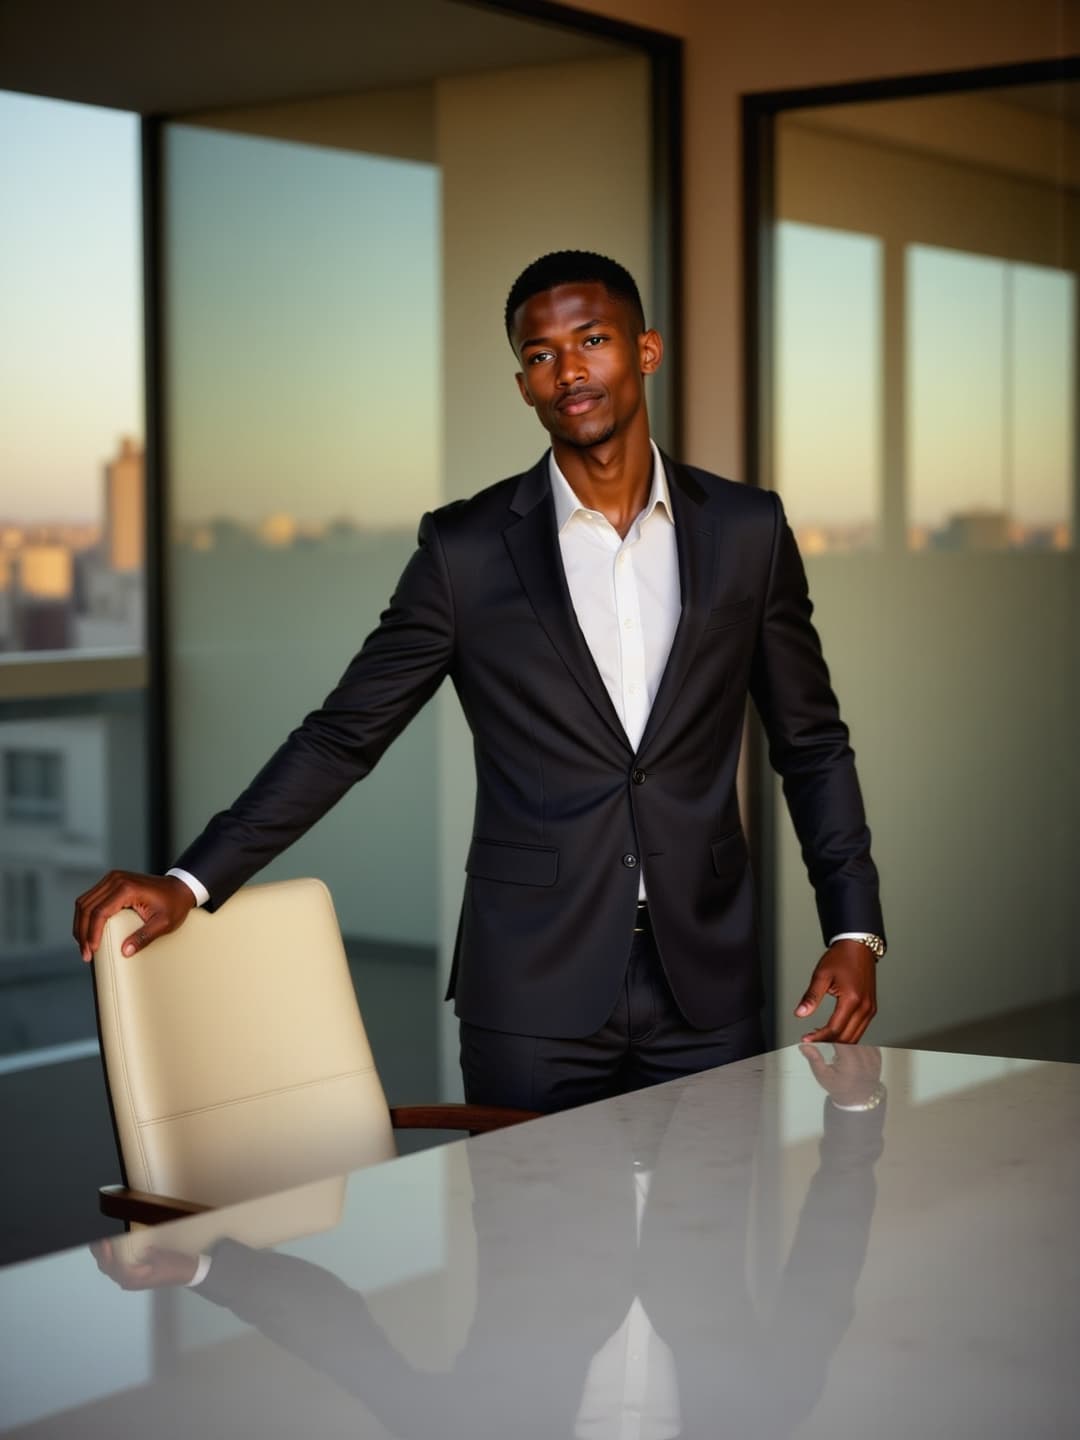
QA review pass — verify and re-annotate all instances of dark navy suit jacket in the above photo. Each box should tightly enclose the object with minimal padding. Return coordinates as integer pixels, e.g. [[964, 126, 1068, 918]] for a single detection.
[[175, 451, 884, 1037]]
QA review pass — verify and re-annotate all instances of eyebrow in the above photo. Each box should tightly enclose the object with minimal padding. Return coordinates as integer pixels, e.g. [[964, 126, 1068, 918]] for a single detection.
[[519, 318, 607, 351]]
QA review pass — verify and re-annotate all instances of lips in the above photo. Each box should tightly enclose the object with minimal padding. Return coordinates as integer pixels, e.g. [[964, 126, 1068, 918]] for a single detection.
[[557, 389, 604, 415]]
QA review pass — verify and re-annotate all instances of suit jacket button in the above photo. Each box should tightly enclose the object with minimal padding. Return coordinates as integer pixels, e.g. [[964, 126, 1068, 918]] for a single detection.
[[622, 853, 639, 868], [631, 768, 646, 785]]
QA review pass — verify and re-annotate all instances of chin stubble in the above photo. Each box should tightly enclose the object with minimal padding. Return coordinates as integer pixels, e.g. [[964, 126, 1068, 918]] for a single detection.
[[559, 422, 617, 450]]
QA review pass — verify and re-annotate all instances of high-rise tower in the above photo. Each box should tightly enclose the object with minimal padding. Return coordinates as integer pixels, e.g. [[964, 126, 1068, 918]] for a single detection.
[[104, 436, 144, 573]]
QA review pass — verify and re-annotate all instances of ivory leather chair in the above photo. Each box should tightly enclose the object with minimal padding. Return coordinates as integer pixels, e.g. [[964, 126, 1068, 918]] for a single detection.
[[94, 877, 536, 1226]]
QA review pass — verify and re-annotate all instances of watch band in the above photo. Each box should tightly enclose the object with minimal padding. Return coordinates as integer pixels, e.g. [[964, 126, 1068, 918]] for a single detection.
[[831, 1080, 887, 1113]]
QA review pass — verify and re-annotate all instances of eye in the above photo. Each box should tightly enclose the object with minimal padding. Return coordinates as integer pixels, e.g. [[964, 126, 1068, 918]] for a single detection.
[[583, 334, 608, 347], [526, 350, 553, 366]]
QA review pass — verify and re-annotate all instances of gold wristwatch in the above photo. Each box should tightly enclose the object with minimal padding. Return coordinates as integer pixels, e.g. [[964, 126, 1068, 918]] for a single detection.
[[855, 933, 885, 959]]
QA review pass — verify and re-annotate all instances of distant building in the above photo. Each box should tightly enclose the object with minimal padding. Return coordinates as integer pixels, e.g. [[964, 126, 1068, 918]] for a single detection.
[[792, 521, 877, 555], [932, 510, 1011, 551], [18, 544, 73, 600], [0, 717, 108, 963], [13, 544, 75, 650], [104, 436, 144, 573], [74, 552, 142, 648], [0, 554, 13, 651]]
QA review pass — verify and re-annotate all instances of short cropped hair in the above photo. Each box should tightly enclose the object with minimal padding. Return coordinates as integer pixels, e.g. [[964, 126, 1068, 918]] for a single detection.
[[504, 250, 646, 344]]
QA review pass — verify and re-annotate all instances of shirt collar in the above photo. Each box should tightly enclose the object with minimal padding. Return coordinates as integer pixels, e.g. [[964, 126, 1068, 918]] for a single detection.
[[548, 440, 673, 535]]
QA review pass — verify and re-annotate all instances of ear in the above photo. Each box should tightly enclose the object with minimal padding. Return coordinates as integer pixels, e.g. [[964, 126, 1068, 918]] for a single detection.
[[638, 329, 663, 376], [514, 371, 535, 408]]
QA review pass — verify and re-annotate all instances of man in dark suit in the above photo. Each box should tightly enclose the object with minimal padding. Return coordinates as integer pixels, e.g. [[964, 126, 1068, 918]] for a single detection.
[[74, 250, 884, 1112]]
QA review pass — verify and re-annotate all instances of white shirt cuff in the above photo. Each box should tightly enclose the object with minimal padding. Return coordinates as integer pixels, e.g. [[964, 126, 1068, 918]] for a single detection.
[[166, 867, 210, 908], [186, 1253, 213, 1287], [829, 931, 883, 952]]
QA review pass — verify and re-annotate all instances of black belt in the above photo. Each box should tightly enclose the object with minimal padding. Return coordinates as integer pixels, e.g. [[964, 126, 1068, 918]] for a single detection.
[[633, 901, 651, 935]]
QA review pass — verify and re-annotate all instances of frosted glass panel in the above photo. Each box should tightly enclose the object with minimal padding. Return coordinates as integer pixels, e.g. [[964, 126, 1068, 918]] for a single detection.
[[772, 82, 1079, 1061], [166, 125, 441, 947], [907, 244, 1074, 550], [1012, 262, 1074, 547], [775, 220, 882, 553]]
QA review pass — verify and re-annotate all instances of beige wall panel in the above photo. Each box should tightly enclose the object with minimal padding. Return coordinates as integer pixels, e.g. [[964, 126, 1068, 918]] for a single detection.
[[436, 55, 653, 502]]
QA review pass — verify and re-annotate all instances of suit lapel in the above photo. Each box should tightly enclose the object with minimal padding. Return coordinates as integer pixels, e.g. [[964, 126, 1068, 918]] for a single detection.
[[503, 457, 631, 752], [637, 455, 717, 757]]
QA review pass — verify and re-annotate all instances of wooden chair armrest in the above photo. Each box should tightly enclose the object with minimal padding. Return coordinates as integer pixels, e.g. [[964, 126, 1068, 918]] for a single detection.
[[99, 1184, 213, 1226], [389, 1103, 540, 1135]]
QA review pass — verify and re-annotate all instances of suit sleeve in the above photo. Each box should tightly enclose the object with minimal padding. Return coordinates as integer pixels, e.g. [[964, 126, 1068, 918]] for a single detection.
[[195, 1240, 452, 1429], [748, 492, 885, 946], [173, 511, 455, 908]]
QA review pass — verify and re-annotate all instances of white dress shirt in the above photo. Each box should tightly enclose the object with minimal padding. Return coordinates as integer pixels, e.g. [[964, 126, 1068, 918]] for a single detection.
[[549, 441, 680, 902], [574, 1163, 681, 1440], [549, 440, 681, 756]]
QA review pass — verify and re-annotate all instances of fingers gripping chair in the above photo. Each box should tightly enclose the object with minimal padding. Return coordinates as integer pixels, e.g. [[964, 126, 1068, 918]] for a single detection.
[[93, 877, 536, 1226]]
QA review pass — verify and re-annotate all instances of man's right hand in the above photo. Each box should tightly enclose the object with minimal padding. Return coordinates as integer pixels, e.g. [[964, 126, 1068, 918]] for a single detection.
[[73, 871, 196, 963]]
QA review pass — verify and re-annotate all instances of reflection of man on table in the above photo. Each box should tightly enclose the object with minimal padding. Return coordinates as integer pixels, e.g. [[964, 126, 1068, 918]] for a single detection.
[[95, 1046, 887, 1439], [75, 250, 885, 1111]]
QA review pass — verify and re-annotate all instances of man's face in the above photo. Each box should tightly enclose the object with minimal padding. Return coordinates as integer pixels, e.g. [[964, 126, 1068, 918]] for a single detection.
[[510, 282, 662, 450]]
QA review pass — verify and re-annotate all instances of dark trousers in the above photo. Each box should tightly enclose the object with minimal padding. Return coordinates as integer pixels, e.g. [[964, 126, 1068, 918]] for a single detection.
[[460, 913, 765, 1113]]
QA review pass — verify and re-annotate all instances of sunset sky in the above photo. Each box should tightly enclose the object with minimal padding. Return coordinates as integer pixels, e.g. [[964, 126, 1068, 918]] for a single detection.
[[1, 90, 1073, 533], [0, 90, 142, 523]]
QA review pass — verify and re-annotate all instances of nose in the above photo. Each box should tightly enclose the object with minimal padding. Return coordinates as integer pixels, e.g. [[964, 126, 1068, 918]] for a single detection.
[[555, 347, 586, 387]]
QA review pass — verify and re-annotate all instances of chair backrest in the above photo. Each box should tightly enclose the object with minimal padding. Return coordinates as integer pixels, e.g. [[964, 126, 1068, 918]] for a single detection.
[[95, 877, 397, 1208]]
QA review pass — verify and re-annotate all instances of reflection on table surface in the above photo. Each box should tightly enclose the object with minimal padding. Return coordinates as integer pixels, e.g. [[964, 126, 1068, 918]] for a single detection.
[[1, 1046, 1077, 1438]]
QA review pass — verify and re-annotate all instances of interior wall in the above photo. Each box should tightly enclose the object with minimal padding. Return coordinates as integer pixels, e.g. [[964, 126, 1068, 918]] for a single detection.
[[433, 53, 653, 1093]]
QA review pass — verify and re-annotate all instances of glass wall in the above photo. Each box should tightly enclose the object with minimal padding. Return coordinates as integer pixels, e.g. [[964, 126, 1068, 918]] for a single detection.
[[0, 92, 148, 1057], [767, 79, 1079, 1056]]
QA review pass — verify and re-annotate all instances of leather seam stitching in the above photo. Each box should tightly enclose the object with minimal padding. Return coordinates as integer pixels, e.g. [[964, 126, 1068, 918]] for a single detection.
[[110, 958, 154, 1189], [135, 1065, 379, 1128]]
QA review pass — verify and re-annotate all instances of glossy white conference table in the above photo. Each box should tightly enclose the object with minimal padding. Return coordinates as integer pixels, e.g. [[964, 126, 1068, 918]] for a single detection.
[[1, 1046, 1077, 1437]]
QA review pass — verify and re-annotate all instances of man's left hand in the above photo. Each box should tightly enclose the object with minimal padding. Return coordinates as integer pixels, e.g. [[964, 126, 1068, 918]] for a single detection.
[[794, 940, 877, 1044]]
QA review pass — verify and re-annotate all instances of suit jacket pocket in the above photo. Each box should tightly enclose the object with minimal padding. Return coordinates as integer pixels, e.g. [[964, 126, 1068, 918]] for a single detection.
[[466, 838, 559, 887], [711, 828, 749, 878], [704, 597, 753, 632]]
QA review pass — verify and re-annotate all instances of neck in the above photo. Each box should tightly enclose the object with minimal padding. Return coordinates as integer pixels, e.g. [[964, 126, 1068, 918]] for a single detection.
[[552, 421, 654, 540]]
